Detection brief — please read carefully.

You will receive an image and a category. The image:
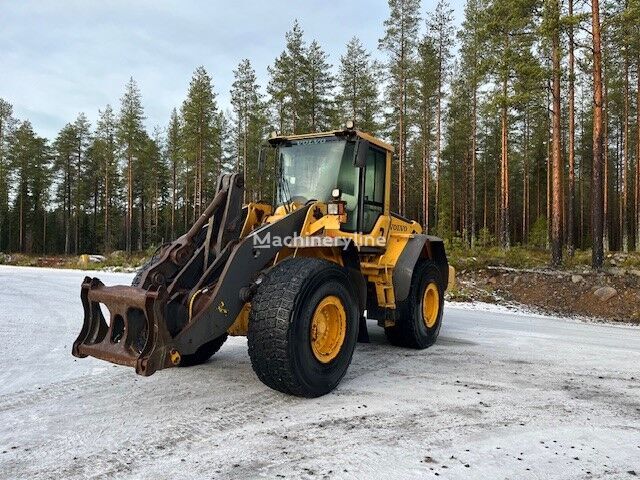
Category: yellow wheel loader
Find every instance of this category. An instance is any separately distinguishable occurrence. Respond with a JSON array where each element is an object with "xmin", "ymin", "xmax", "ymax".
[{"xmin": 72, "ymin": 125, "xmax": 455, "ymax": 397}]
